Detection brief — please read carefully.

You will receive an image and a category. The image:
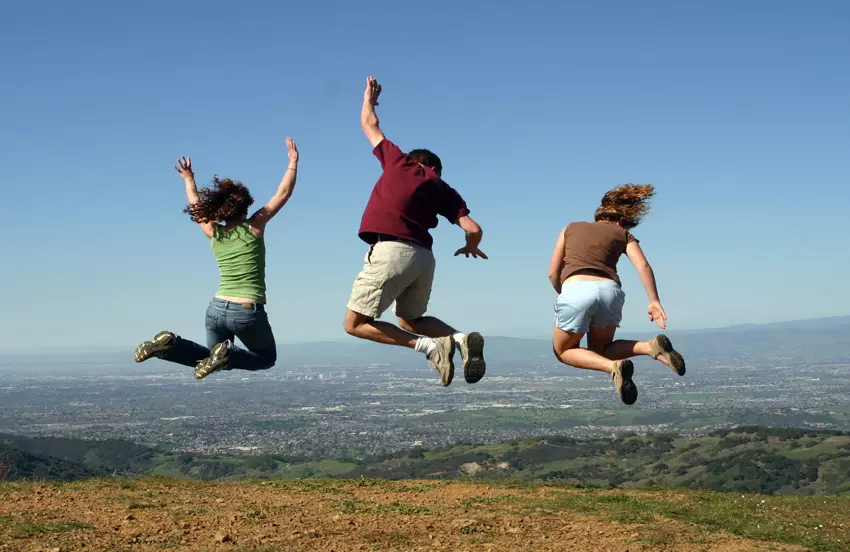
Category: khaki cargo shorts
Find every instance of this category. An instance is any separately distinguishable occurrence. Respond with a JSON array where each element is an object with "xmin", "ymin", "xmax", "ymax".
[{"xmin": 347, "ymin": 241, "xmax": 436, "ymax": 320}]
